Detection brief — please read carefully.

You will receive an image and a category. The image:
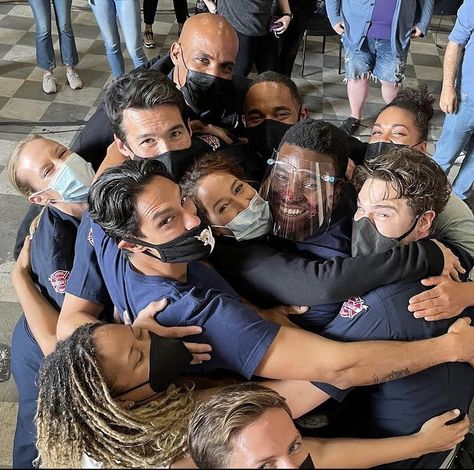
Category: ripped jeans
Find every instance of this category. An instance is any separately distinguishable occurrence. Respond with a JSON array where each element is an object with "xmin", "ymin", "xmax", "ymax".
[{"xmin": 343, "ymin": 37, "xmax": 407, "ymax": 85}]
